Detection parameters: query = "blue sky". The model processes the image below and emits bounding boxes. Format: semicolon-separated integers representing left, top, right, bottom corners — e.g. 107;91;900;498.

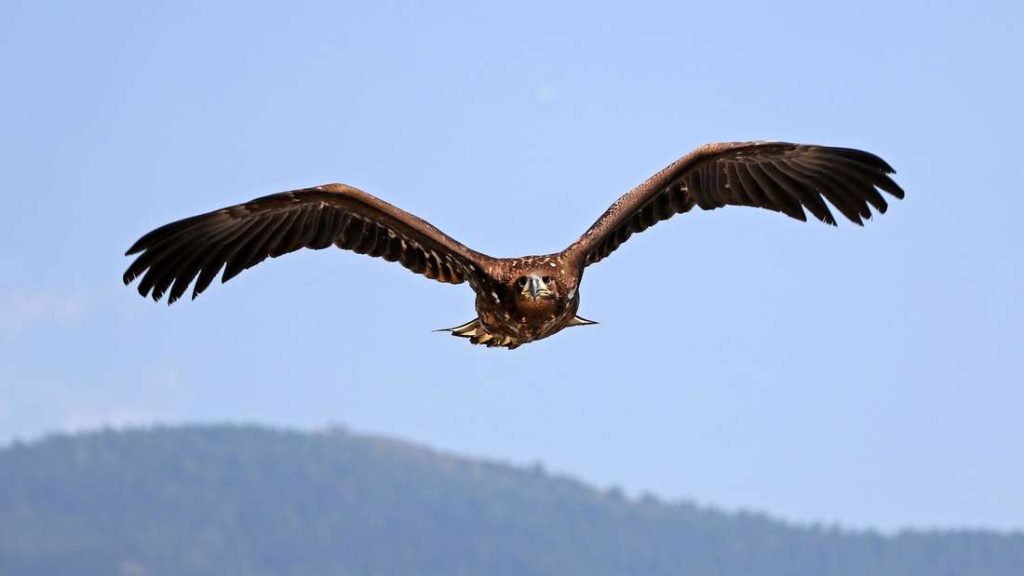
2;0;1021;531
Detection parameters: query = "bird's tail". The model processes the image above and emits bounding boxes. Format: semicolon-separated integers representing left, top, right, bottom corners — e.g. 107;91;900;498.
435;318;519;349
435;318;483;338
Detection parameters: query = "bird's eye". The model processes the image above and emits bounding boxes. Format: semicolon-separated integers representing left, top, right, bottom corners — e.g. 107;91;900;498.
517;278;528;287
542;276;552;284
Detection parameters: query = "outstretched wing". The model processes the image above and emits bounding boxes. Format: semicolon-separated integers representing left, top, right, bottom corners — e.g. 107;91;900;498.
124;184;494;303
566;142;904;267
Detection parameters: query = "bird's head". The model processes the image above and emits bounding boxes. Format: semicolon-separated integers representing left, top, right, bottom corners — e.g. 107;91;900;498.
511;273;562;317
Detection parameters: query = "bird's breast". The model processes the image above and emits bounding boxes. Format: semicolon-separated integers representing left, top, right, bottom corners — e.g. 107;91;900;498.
475;294;574;344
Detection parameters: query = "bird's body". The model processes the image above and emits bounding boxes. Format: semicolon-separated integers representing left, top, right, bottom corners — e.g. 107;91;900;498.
124;141;904;349
449;254;589;349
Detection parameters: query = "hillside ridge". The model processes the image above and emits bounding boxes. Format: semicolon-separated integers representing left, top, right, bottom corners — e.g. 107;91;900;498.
1;424;1021;576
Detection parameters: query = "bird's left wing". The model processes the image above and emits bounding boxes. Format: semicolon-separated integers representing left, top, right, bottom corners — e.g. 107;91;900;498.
124;184;494;303
565;142;904;267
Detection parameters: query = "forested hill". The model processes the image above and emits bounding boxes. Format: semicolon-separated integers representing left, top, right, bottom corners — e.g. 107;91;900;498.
1;426;1021;576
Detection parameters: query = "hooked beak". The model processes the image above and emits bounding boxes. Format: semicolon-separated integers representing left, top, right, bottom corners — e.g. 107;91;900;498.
522;275;550;300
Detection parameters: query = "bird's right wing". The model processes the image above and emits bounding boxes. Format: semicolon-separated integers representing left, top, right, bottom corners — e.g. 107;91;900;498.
565;142;904;267
124;184;495;303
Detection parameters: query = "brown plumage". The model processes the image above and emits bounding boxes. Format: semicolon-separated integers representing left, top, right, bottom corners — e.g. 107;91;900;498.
124;141;904;349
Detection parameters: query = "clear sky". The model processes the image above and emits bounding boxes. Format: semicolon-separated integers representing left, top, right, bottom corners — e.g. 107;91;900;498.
2;0;1021;531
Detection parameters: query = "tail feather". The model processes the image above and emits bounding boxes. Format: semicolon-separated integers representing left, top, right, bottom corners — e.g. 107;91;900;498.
436;318;519;349
436;318;482;337
567;315;598;327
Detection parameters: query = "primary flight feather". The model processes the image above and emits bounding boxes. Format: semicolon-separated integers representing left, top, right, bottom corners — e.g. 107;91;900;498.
124;141;904;349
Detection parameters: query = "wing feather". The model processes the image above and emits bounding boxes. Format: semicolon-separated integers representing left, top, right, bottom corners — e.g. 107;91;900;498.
124;184;493;303
567;142;904;266
762;160;835;225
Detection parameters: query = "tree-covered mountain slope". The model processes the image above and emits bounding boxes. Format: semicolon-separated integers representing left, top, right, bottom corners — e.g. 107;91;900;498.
1;425;1021;576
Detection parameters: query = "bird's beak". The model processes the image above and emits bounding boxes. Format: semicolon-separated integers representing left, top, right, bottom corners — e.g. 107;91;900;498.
522;275;550;299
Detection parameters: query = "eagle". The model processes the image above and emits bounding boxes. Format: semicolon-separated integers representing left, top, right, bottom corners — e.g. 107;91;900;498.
124;141;903;349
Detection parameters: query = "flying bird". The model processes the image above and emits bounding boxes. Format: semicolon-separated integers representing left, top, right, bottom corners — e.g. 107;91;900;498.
124;141;903;349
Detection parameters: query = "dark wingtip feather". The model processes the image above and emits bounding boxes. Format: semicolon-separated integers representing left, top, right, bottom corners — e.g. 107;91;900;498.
832;146;897;174
125;231;158;256
878;173;905;199
124;224;174;256
845;148;905;200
